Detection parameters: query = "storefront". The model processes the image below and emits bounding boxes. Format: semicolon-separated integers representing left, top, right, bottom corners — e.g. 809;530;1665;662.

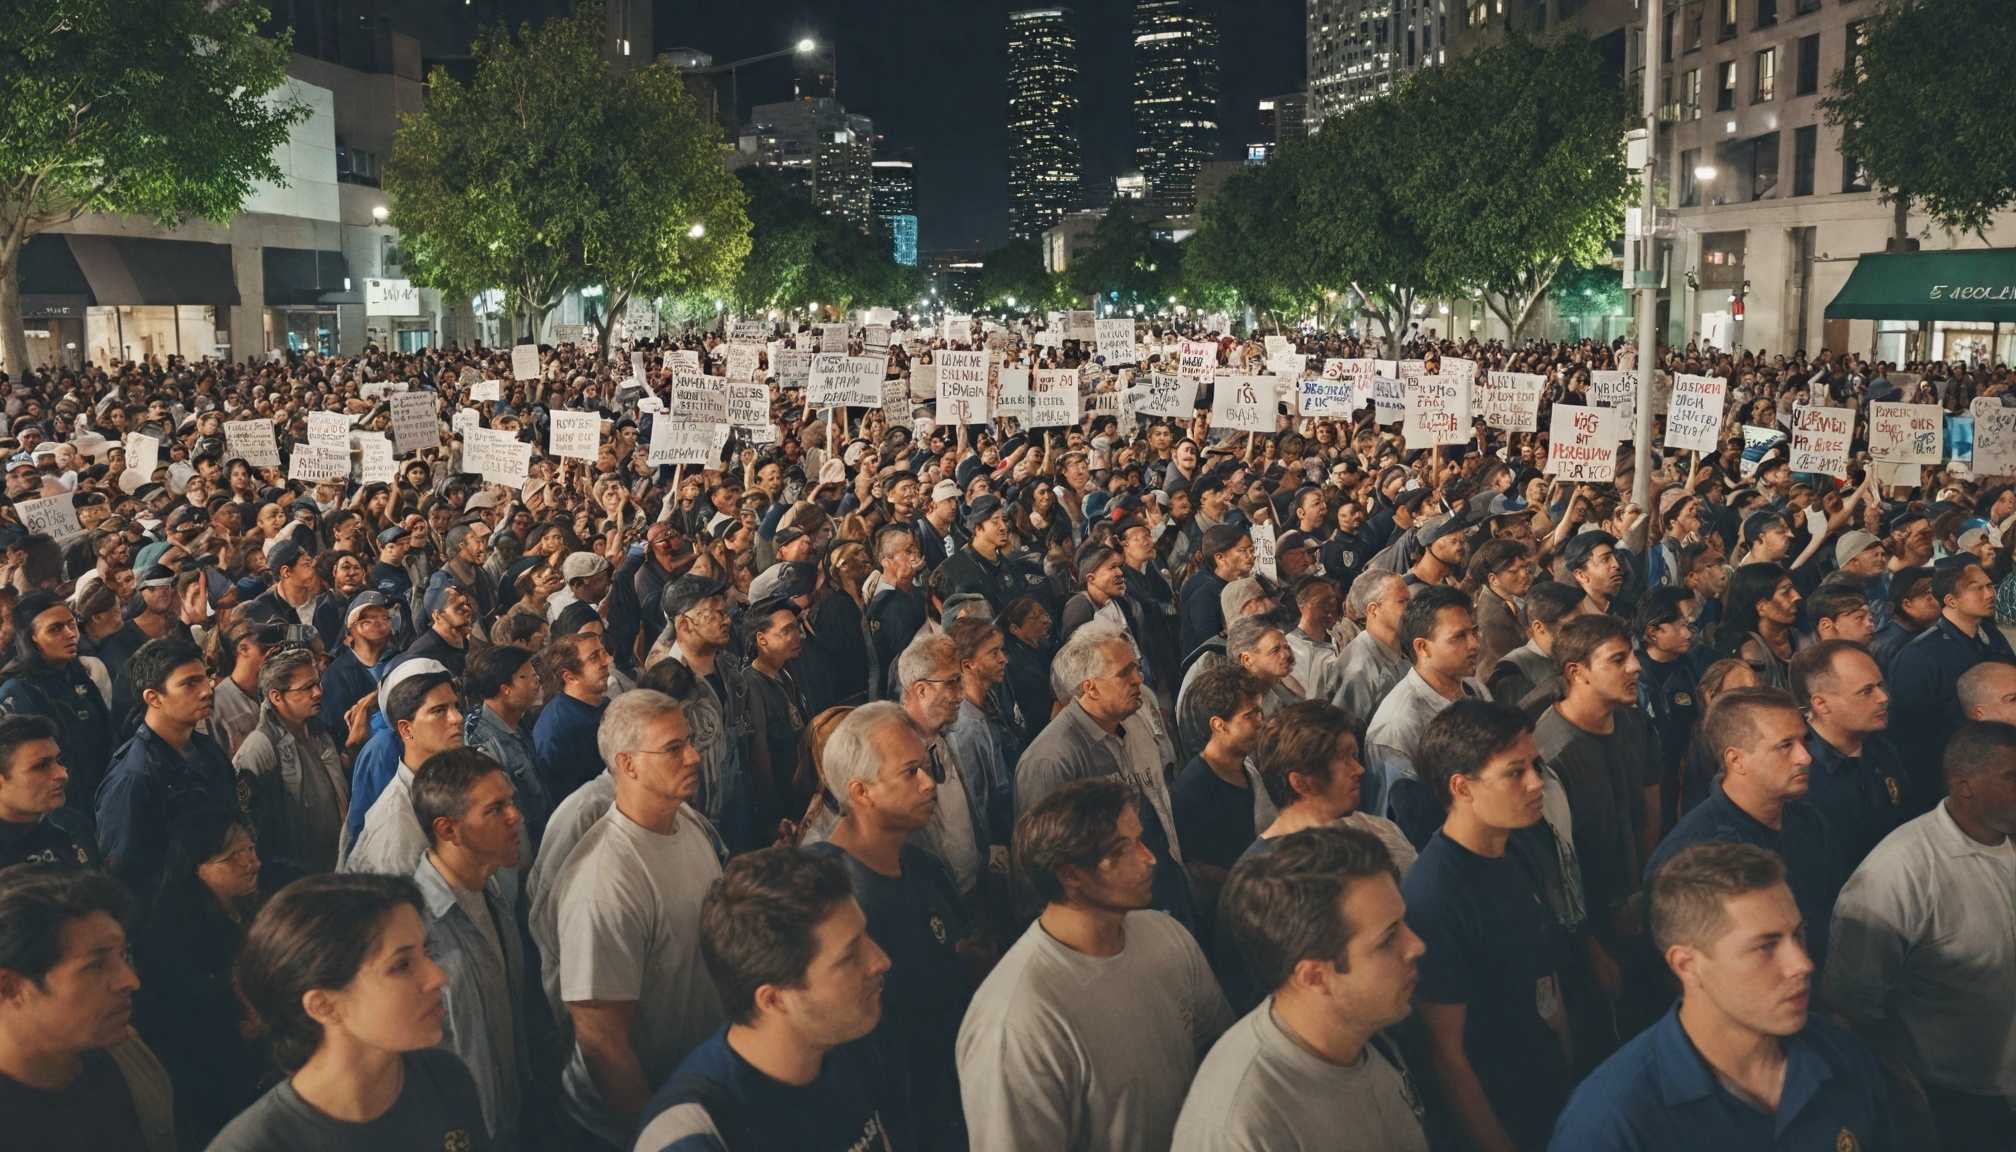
263;247;356;356
19;234;239;367
1826;248;2016;366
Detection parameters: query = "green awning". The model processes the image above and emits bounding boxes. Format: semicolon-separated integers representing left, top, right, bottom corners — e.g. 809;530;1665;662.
1826;249;2016;322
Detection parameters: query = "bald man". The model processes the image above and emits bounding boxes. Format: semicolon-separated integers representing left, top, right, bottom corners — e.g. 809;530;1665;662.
1958;661;2016;726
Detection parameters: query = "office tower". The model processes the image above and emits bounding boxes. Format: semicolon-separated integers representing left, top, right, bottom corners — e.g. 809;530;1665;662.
1007;8;1084;240
872;156;920;266
745;99;875;229
1133;0;1220;213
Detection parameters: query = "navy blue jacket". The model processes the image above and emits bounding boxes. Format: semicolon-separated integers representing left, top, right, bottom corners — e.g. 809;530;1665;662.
1178;568;1229;656
1885;614;2016;797
0;654;115;819
95;723;239;894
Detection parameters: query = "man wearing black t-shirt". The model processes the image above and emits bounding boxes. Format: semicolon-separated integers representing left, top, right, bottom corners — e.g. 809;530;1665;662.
0;867;173;1152
1404;699;1574;1152
1170;665;1271;915
0;716;97;871
810;702;974;1152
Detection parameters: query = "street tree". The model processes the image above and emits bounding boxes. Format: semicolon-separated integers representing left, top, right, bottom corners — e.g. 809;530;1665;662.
1066;200;1184;316
973;239;1058;314
1398;33;1628;340
0;0;303;374
1821;0;2016;241
1183;151;1316;326
731;167;919;316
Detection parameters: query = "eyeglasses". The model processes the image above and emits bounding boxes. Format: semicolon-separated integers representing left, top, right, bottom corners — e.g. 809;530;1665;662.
916;672;966;687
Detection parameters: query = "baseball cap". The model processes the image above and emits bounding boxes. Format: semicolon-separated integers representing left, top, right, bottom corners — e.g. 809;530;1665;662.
930;479;961;503
1417;513;1467;547
6;454;34;472
1486;493;1532;518
964;494;1005;528
1276;529;1318;554
1562;530;1619;571
266;538;307;572
748;561;817;602
137;564;177;590
560;551;611;581
1741;510;1788;544
376;525;411;544
1220;575;1277;622
939;592;991;625
773;526;808;548
661;574;728;622
1958;518;1992;551
1834;530;1883;568
345;590;390;627
465;491;499;510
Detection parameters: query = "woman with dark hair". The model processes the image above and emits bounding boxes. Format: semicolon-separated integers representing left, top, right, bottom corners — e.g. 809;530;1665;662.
1000;594;1057;748
212;873;484;1151
801;539;877;713
1717;561;1804;689
131;810;266;1150
349;482;394;540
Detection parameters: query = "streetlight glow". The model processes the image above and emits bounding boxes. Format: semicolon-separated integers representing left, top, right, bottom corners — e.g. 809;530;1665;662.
371;205;389;222
1693;165;1717;181
797;38;816;53
688;223;706;238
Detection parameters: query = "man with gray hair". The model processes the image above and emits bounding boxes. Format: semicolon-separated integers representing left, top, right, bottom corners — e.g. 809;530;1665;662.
1333;570;1412;725
1019;622;1198;933
234;645;348;873
1177;616;1299;762
899;633;989;896
1957;660;2016;726
549;687;726;1147
807;701;976;1152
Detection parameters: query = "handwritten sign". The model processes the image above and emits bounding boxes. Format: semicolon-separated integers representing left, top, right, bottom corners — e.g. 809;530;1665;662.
1971;398;2016;478
724;344;761;384
123;433;160;481
224;420;281;468
358;435;395;484
1064;310;1096;344
728;383;770;430
1031;369;1080;428
1546;405;1621;482
647;419;713;466
15;494;79;539
1372;377;1406;427
306;411;349;449
996;367;1032;419
860;325;891;352
1130;372;1199;419
1095;319;1137;365
670;374;728;425
1664;373;1727;454
1251;521;1278;580
288;444;350;483
1869;402;1942;464
389;392;439;457
1483;372;1545;433
510;344;540;381
548;410;601;461
470;379;502;403
808;354;887;407
1405;375;1472;449
1304;359;1374;417
819;323;851;352
664;349;700;373
1788;404;1852;478
1177;339;1217;385
1214;376;1278;433
1589;370;1639;438
730;321;766;344
936;350;991;425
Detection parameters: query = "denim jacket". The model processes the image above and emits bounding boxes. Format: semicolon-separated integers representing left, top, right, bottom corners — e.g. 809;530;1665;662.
415;854;527;1150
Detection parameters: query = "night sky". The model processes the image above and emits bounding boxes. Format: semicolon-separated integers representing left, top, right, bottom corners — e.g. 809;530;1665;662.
656;0;1307;254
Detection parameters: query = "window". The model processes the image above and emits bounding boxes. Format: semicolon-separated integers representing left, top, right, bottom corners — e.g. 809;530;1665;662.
1684;68;1703;118
1751;132;1781;199
1756;0;1777;25
1796;34;1820;94
1685;0;1704;50
1663;9;1676;60
1844;151;1870;192
1719;0;1737;38
1700;232;1747;288
1680;147;1703;206
1795;0;1820;13
1717;60;1738;110
1792;125;1817;195
1754;48;1776;102
379;235;404;278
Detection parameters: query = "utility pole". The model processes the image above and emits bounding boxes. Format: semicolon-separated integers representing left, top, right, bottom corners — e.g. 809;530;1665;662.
1631;0;1663;510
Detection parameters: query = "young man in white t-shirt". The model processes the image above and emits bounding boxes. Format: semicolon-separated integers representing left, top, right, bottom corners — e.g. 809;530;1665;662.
1174;824;1429;1152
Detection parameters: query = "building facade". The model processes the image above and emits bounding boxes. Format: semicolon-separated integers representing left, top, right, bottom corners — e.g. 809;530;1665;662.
1006;8;1085;240
1309;0;1449;122
742;99;875;230
1133;0;1220;213
872;157;920;267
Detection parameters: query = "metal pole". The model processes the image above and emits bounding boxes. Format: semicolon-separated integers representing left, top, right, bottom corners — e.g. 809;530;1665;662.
1631;0;1663;510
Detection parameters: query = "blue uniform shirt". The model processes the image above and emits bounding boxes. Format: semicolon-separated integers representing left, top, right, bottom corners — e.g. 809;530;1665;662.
96;723;238;893
532;692;605;804
1800;731;1916;868
1550;1005;1896;1151
1645;783;1848;972
1886;615;2016;796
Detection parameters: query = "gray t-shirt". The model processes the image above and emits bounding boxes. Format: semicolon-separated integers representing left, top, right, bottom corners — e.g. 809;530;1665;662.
204;1047;489;1152
555;802;725;1146
957;910;1234;1152
1172;1000;1429;1152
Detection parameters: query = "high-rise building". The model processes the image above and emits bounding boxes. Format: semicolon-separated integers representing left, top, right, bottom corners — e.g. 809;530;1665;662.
1132;0;1219;214
795;42;837;101
872;156;919;266
1006;8;1084;240
1308;0;1452;123
743;99;874;229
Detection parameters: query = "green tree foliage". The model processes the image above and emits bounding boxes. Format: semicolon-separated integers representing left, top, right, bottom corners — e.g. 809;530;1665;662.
973;239;1058;313
731;167;920;315
1821;0;2016;240
0;0;303;372
1067;200;1184;316
1548;263;1628;320
1399;33;1628;340
389;3;749;347
1182;152;1312;324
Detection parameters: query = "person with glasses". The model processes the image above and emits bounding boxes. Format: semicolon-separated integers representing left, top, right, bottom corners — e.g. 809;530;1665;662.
895;634;988;901
548;689;725;1149
235;646;350;876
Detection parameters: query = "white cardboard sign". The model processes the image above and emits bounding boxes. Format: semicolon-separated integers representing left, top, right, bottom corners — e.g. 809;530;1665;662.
510;345;540;381
1788;404;1852;478
1031;369;1080;428
1665;373;1728;454
1869;402;1942;464
808;354;887;407
224;420;281;468
1404;374;1472;449
1214;376;1278;433
936;350;991;425
1971;397;2016;478
1546;405;1621;482
647;419;714;466
1483;372;1545;433
15;494;79;539
389;392;439;457
547;410;602;461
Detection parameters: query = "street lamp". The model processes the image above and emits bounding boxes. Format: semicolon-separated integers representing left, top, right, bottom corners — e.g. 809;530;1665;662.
694;40;823;135
1693;164;1717;181
797;38;816;53
371;205;388;223
688;223;706;238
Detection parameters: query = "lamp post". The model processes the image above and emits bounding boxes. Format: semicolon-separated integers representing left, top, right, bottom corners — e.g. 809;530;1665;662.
1630;0;1663;510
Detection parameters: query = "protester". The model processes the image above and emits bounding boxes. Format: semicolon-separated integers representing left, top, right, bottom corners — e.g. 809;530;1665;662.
0;714;97;870
234;645;349;876
96;636;237;894
344;667;464;877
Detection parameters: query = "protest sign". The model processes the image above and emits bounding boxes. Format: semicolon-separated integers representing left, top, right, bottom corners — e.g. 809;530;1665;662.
996;367;1032;419
1483;372;1545;432
670;375;728;425
389;392;439;457
860;325;891;353
1740;425;1786;478
771;349;812;389
552;324;585;347
359;381;406;399
1441;356;1481;413
14;494;78;539
1972;398;2016;478
1251;521;1278;580
730;321;765;344
306;411;349;449
728;384;769;430
287;444;350;483
510;344;540;381
1064;311;1096;343
1372;377;1405;427
224;421;280;468
1869;402;1942;464
470;379;502;403
1177;340;1216;385
1947;415;1975;471
1305;358;1375;416
724;344;761;384
1665;373;1727;453
1214;376;1278;433
936;350;991;425
1589;370;1639;437
358;435;395;484
1788;404;1852;478
1031;369;1080;427
1095;319;1137;365
819;323;851;352
548;410;601;461
630;353;648;390
1404;374;1472;449
123;433;160;480
880;377;912;415
1131;372;1199;418
808;354;887;407
647;419;713;466
664;349;700;373
1546;405;1621;481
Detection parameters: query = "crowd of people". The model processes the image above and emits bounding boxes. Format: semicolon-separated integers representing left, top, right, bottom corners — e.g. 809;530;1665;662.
0;319;2012;1152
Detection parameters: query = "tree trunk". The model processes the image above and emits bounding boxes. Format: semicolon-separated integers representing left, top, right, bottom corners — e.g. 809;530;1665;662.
1892;193;1910;246
0;235;26;380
